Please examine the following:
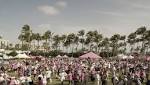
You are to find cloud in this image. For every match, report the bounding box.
[96,10,124,17]
[132,3,150,9]
[38,6,59,16]
[37,1,67,16]
[56,1,67,8]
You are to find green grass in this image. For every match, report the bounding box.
[6,70,149,85]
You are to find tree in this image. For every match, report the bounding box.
[127,33,136,54]
[35,33,42,49]
[110,34,121,56]
[86,31,94,51]
[20,25,32,50]
[135,26,147,54]
[119,35,126,54]
[52,35,61,50]
[69,33,76,54]
[42,30,52,51]
[78,30,85,51]
[93,32,103,53]
[18,34,25,50]
[60,34,67,51]
[74,35,79,52]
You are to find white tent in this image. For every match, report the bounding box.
[63,55,69,58]
[117,54,134,59]
[118,54,128,59]
[15,53,30,59]
[3,54,10,60]
[0,49,5,52]
[56,55,62,58]
[128,55,134,59]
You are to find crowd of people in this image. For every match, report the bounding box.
[0,56,149,85]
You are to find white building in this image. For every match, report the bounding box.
[0,39,9,49]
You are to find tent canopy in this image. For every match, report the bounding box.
[62,55,69,58]
[56,55,62,58]
[117,54,134,59]
[15,53,30,59]
[79,52,101,59]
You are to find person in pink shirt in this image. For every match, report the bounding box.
[68,71,73,85]
[9,77,16,85]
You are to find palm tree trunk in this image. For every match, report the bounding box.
[37,40,40,50]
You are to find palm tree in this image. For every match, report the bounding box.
[127,33,136,54]
[21,25,32,50]
[144,30,150,53]
[42,30,52,51]
[93,32,103,53]
[135,26,147,54]
[18,34,25,50]
[66,33,76,56]
[53,35,61,50]
[86,31,94,51]
[60,34,67,51]
[31,33,37,50]
[74,35,79,52]
[110,34,121,56]
[34,33,42,50]
[101,38,109,51]
[120,35,126,54]
[15,44,20,50]
[85,37,91,51]
[78,30,85,51]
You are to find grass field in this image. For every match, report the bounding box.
[7,71,148,85]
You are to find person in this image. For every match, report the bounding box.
[43,74,47,85]
[101,74,107,85]
[146,80,150,85]
[59,70,67,85]
[3,75,9,85]
[14,78,20,85]
[19,75,26,85]
[37,77,43,85]
[96,72,101,85]
[27,76,33,85]
[72,71,78,85]
[68,71,73,85]
[9,77,16,85]
[0,74,4,84]
[46,68,52,83]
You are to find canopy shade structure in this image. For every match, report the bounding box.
[56,55,62,58]
[0,54,14,60]
[79,52,101,59]
[14,53,31,59]
[62,55,69,58]
[117,54,134,59]
[3,54,11,60]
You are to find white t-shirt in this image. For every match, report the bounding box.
[27,76,32,82]
[43,76,47,84]
[20,76,26,83]
[0,76,4,82]
[15,79,20,85]
[46,70,52,78]
[59,72,67,81]
[96,74,100,81]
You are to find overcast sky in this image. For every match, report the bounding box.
[0,0,150,43]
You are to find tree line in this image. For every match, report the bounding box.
[17,24,150,57]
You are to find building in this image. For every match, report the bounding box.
[0,39,9,49]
